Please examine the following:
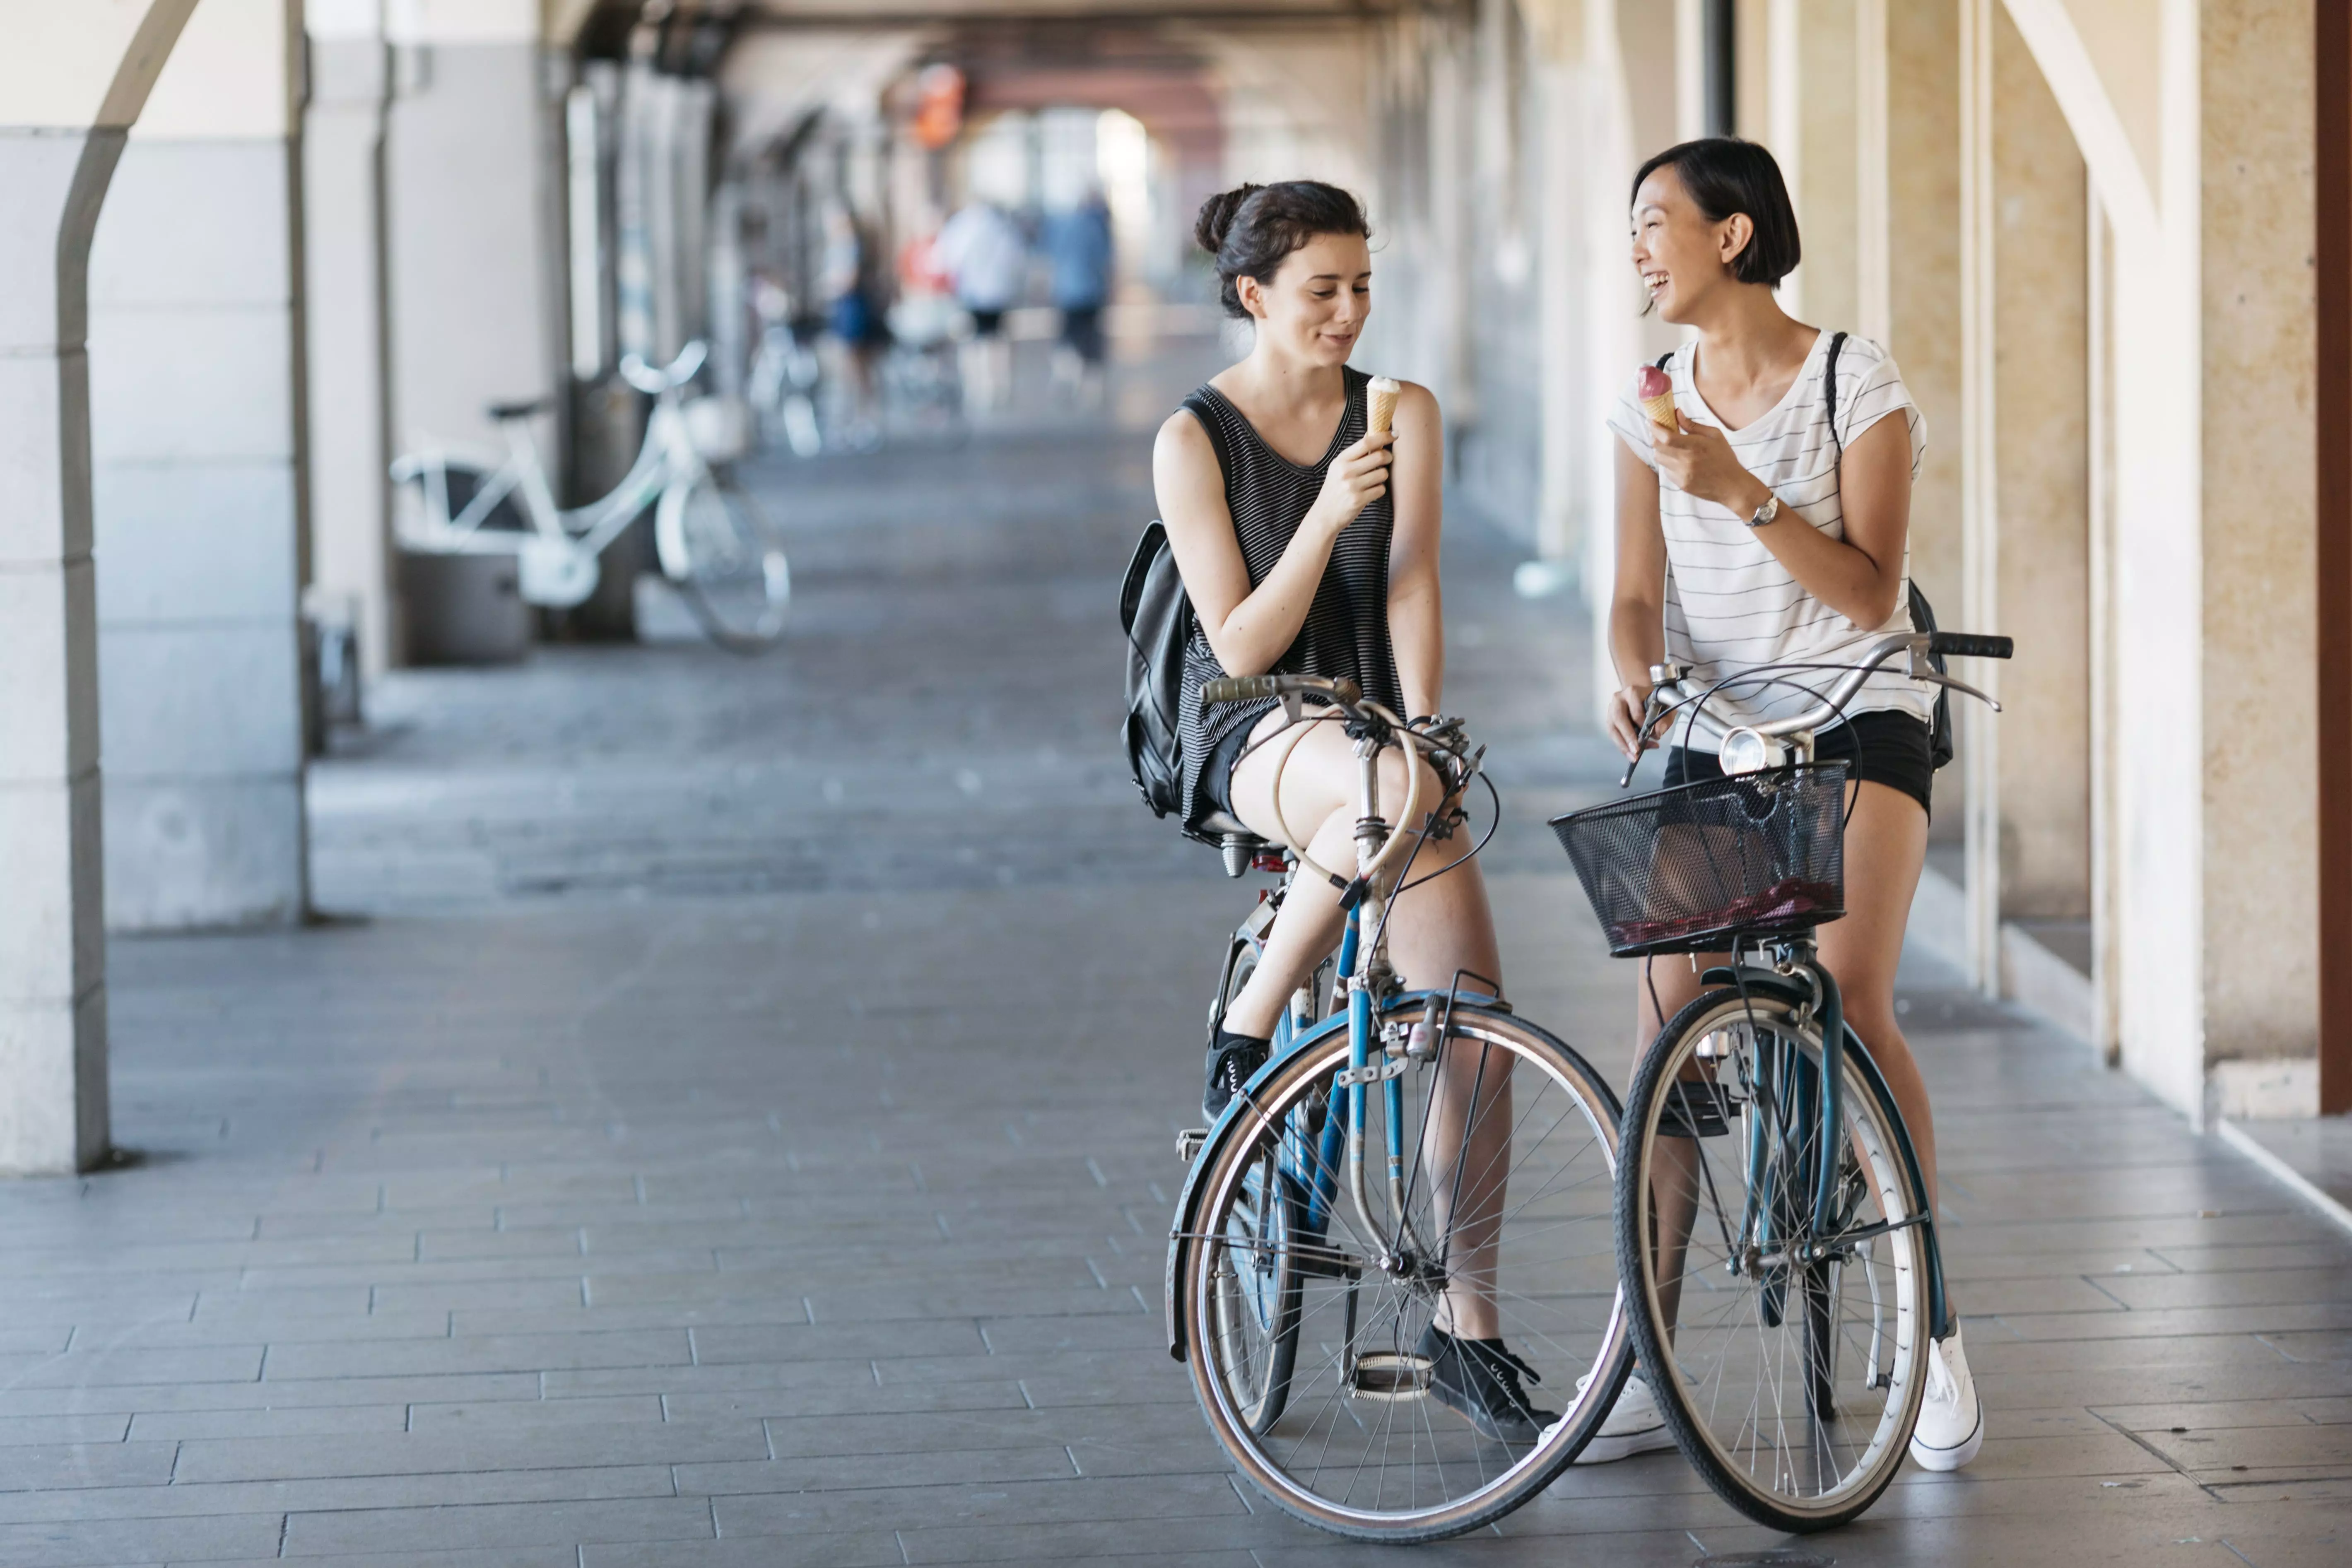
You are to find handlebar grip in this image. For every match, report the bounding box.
[1203,676,1279,706]
[1927,632,2013,660]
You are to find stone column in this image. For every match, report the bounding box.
[0,0,201,1173]
[2198,0,2319,1115]
[88,0,309,932]
[0,128,116,1172]
[1987,6,2091,926]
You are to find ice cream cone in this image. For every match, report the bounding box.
[1367,376,1401,436]
[1635,364,1677,434]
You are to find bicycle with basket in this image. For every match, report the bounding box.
[1548,626,2010,1532]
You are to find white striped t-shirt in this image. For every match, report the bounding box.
[1607,330,1932,744]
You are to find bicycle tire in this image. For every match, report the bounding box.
[1616,986,1932,1533]
[1211,940,1302,1433]
[1184,1000,1631,1542]
[657,473,789,654]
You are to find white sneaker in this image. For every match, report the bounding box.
[1908,1327,1985,1471]
[1569,1370,1678,1463]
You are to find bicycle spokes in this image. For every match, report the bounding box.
[1620,996,1930,1529]
[1186,1009,1629,1540]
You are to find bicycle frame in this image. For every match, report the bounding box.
[392,343,713,609]
[1704,952,1953,1344]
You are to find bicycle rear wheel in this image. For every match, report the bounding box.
[1617,986,1932,1533]
[1184,1000,1629,1542]
[655,473,790,653]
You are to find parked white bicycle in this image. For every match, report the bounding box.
[392,341,790,653]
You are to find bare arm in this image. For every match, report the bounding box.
[1607,438,1670,759]
[1384,383,1444,718]
[1151,410,1395,679]
[1651,411,1911,628]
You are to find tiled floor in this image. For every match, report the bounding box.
[12,349,2347,1564]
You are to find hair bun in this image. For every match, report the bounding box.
[1194,184,1263,255]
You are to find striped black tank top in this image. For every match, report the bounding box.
[1176,366,1404,829]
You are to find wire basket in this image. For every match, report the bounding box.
[1549,763,1849,958]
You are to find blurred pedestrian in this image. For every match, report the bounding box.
[819,203,886,448]
[1043,191,1113,403]
[933,198,1026,412]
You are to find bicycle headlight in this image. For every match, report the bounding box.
[1718,727,1783,776]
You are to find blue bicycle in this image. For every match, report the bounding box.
[1552,628,2010,1532]
[1165,675,1633,1542]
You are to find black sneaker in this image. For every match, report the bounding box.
[1418,1324,1558,1444]
[1204,1030,1270,1121]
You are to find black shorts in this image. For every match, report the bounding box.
[1198,719,1258,821]
[1663,709,1934,819]
[968,308,1006,337]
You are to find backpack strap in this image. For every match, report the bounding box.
[1181,388,1236,494]
[1822,330,1848,455]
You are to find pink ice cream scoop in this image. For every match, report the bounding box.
[1636,364,1676,433]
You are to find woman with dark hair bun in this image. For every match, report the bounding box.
[1153,181,1549,1443]
[1599,137,1981,1473]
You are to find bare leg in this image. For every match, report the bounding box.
[1631,950,1727,1334]
[1222,716,1509,1338]
[1815,781,1935,1209]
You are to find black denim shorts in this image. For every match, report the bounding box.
[1663,709,1935,819]
[1198,719,1258,820]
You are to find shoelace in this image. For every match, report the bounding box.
[1925,1341,1957,1402]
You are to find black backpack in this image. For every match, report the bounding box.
[1119,519,1193,821]
[1657,331,1955,771]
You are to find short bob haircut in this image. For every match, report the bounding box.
[1629,138,1801,289]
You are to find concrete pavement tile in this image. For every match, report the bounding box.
[262,1330,689,1380]
[0,1346,263,1387]
[281,1498,716,1556]
[0,1511,283,1567]
[678,1446,1080,1495]
[172,1419,767,1484]
[407,1395,665,1432]
[128,1404,411,1440]
[581,1537,903,1567]
[0,1464,676,1525]
[0,1415,132,1447]
[0,1372,540,1418]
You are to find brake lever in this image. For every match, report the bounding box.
[1618,694,1666,789]
[1914,672,2002,713]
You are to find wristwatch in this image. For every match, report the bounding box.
[1745,493,1782,530]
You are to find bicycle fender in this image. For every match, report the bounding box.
[1164,1008,1354,1362]
[1698,967,1953,1340]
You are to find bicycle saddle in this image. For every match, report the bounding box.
[486,397,551,422]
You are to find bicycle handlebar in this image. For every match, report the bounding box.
[1927,631,2012,660]
[1203,674,1361,708]
[1644,627,2013,763]
[619,340,709,396]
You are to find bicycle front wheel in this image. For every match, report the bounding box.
[656,474,790,653]
[1617,986,1933,1533]
[1184,1000,1629,1542]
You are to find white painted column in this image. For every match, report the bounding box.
[383,0,558,461]
[0,0,202,1172]
[306,1,396,675]
[89,0,307,932]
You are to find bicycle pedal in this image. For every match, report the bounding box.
[1348,1351,1434,1401]
[1176,1127,1208,1164]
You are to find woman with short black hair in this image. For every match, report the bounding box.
[1594,137,1983,1472]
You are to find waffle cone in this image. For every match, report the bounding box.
[1368,387,1400,436]
[1641,392,1677,433]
